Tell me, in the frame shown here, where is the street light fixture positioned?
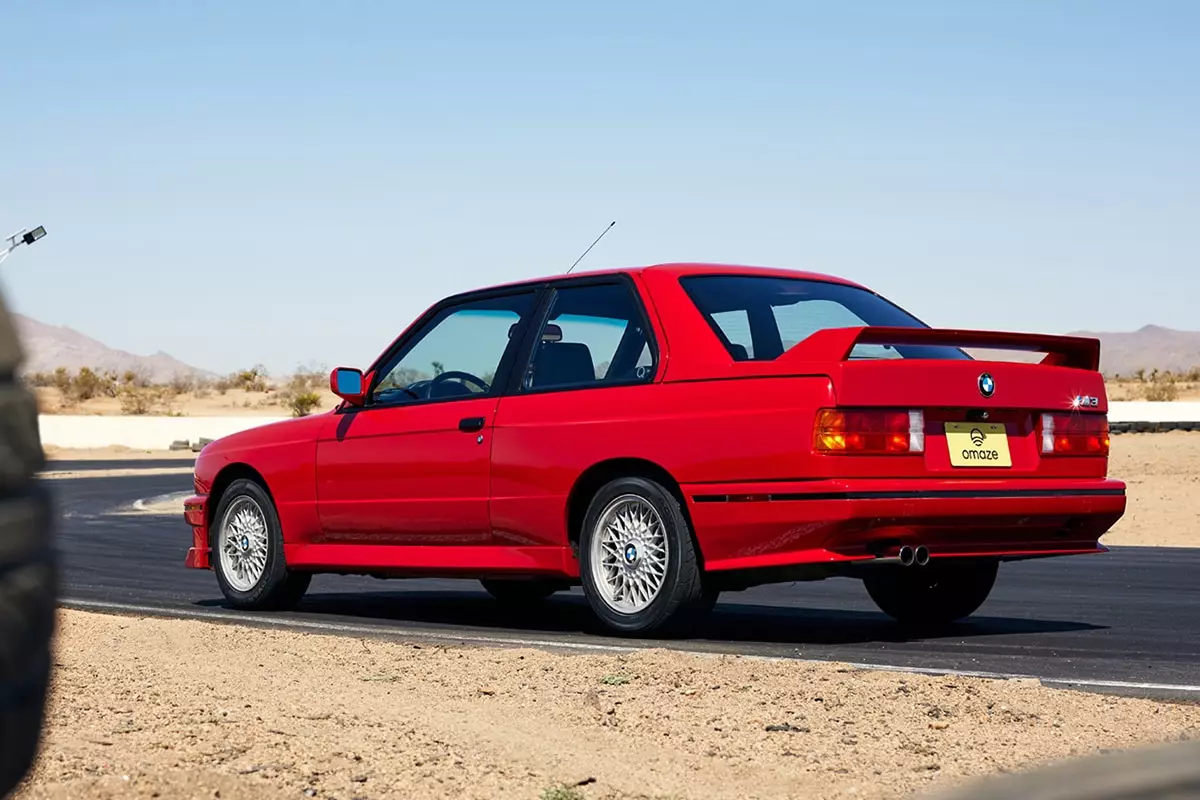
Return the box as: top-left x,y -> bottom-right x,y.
0,225 -> 48,266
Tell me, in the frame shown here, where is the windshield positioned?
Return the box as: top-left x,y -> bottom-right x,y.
679,275 -> 970,361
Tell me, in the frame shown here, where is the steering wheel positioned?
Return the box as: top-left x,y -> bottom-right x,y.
427,370 -> 490,396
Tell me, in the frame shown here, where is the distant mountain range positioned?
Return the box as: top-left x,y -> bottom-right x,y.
9,313 -> 1199,384
1067,325 -> 1200,377
13,314 -> 214,383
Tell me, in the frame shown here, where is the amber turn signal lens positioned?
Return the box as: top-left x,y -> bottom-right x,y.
814,409 -> 924,454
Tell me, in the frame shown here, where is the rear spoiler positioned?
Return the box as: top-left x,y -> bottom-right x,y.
779,326 -> 1101,371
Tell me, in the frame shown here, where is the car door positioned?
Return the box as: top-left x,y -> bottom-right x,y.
316,288 -> 539,545
490,278 -> 660,548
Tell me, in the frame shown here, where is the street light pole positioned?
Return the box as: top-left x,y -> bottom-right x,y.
0,226 -> 48,267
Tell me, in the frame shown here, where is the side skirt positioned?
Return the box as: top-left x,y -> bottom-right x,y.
283,544 -> 579,579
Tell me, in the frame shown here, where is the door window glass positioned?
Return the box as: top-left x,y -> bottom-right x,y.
524,283 -> 656,390
373,292 -> 535,404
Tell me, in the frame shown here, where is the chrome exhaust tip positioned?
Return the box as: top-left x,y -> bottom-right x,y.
898,545 -> 915,566
914,545 -> 930,566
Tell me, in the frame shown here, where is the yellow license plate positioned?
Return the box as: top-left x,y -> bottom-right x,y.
945,422 -> 1012,467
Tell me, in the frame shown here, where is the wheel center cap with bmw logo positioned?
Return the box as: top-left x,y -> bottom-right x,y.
978,373 -> 995,398
624,543 -> 639,565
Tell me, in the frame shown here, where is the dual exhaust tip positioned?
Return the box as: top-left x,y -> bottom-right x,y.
898,545 -> 930,567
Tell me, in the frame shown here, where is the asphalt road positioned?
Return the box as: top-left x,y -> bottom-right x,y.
46,459 -> 1200,699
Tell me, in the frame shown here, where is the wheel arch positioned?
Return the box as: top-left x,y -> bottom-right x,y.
207,462 -> 274,528
564,457 -> 700,564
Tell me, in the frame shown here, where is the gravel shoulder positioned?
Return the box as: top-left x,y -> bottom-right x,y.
1103,432 -> 1200,547
15,610 -> 1200,800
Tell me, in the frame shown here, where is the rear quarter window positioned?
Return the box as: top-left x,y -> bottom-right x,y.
680,275 -> 968,362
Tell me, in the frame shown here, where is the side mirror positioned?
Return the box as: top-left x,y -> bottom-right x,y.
330,367 -> 367,406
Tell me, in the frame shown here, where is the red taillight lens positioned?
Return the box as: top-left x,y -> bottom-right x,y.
1039,413 -> 1109,456
814,409 -> 925,454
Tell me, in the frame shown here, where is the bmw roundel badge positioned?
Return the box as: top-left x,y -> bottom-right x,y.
978,372 -> 995,398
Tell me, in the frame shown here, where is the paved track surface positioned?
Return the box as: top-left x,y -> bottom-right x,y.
46,460 -> 1200,699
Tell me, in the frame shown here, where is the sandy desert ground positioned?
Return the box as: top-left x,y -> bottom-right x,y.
15,611 -> 1200,800
1105,379 -> 1200,402
1103,432 -> 1200,547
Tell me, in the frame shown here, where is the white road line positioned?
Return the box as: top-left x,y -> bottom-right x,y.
60,597 -> 1200,695
61,598 -> 640,654
131,491 -> 191,511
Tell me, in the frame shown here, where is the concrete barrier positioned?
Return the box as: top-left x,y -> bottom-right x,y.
1109,401 -> 1200,423
38,415 -> 289,451
34,402 -> 1200,451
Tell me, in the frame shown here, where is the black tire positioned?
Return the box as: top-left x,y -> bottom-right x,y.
863,560 -> 999,625
578,476 -> 704,636
479,578 -> 568,605
0,294 -> 56,797
211,479 -> 310,611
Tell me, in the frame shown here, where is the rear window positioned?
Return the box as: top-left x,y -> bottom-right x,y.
679,275 -> 969,361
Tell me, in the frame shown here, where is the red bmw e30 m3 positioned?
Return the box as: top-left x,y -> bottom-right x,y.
183,263 -> 1125,634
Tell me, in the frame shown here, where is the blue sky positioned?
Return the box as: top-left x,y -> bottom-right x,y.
2,1 -> 1196,375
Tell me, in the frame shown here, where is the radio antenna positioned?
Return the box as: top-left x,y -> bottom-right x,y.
566,220 -> 616,274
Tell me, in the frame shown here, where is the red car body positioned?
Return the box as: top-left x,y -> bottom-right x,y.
184,263 -> 1125,632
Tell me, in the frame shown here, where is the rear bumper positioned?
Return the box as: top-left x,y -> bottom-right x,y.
183,495 -> 210,569
685,478 -> 1127,572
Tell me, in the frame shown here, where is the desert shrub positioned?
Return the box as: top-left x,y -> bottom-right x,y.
121,369 -> 151,388
120,387 -> 153,415
51,367 -> 71,393
64,367 -> 116,403
295,365 -> 326,391
1186,366 -> 1200,383
1143,379 -> 1180,402
227,365 -> 269,393
25,371 -> 55,388
287,391 -> 322,417
541,785 -> 585,800
279,368 -> 325,417
119,386 -> 174,415
168,373 -> 197,395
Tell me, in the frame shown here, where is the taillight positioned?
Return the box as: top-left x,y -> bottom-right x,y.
1039,413 -> 1109,456
814,409 -> 925,454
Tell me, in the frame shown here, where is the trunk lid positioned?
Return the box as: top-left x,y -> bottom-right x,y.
775,327 -> 1110,480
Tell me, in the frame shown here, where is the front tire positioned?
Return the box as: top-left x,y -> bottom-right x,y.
863,560 -> 999,626
211,479 -> 310,610
579,476 -> 704,635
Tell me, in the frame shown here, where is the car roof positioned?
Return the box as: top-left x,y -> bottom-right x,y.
460,262 -> 868,295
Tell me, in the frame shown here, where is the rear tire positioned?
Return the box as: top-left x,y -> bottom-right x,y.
211,479 -> 310,611
864,560 -> 998,625
579,476 -> 705,636
479,578 -> 567,605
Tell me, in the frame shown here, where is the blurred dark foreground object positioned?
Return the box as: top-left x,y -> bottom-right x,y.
0,289 -> 56,798
921,737 -> 1200,800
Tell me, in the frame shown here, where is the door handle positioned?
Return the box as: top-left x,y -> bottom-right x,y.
458,416 -> 486,433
